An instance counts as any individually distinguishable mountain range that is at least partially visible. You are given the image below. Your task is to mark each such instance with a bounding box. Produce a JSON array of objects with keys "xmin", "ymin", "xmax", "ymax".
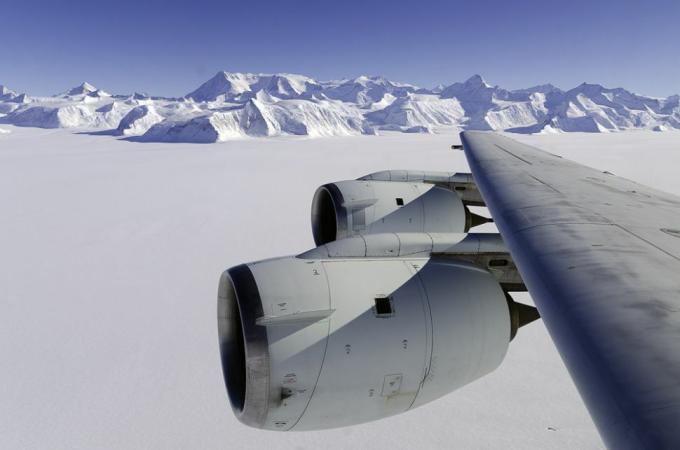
[{"xmin": 1, "ymin": 72, "xmax": 678, "ymax": 142}]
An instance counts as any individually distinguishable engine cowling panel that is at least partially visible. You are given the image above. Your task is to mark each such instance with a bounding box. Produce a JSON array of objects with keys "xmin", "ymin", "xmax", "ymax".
[
  {"xmin": 311, "ymin": 180, "xmax": 468, "ymax": 245},
  {"xmin": 218, "ymin": 255, "xmax": 511, "ymax": 431}
]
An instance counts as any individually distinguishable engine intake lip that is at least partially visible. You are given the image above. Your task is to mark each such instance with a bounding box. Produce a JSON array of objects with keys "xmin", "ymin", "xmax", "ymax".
[
  {"xmin": 217, "ymin": 264, "xmax": 270, "ymax": 428},
  {"xmin": 311, "ymin": 183, "xmax": 348, "ymax": 246}
]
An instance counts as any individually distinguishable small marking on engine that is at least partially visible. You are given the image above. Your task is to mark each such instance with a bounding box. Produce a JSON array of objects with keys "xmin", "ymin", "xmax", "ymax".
[
  {"xmin": 381, "ymin": 374, "xmax": 403, "ymax": 396},
  {"xmin": 283, "ymin": 373, "xmax": 297, "ymax": 385}
]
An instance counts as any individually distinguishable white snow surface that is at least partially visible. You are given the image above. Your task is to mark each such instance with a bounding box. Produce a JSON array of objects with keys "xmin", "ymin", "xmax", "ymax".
[
  {"xmin": 5, "ymin": 127, "xmax": 679, "ymax": 449},
  {"xmin": 2, "ymin": 74, "xmax": 680, "ymax": 143}
]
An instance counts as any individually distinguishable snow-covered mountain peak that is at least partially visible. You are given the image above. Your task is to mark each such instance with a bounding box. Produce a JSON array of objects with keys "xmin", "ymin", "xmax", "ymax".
[
  {"xmin": 3, "ymin": 72, "xmax": 680, "ymax": 141},
  {"xmin": 462, "ymin": 74, "xmax": 491, "ymax": 88},
  {"xmin": 186, "ymin": 71, "xmax": 321, "ymax": 102},
  {"xmin": 7, "ymin": 93, "xmax": 30, "ymax": 104},
  {"xmin": 322, "ymin": 75, "xmax": 417, "ymax": 105},
  {"xmin": 350, "ymin": 75, "xmax": 410, "ymax": 87},
  {"xmin": 186, "ymin": 71, "xmax": 252, "ymax": 101},
  {"xmin": 65, "ymin": 82, "xmax": 97, "ymax": 96},
  {"xmin": 0, "ymin": 85, "xmax": 19, "ymax": 103},
  {"xmin": 353, "ymin": 75, "xmax": 376, "ymax": 83},
  {"xmin": 439, "ymin": 75, "xmax": 500, "ymax": 101},
  {"xmin": 438, "ymin": 75, "xmax": 508, "ymax": 117},
  {"xmin": 568, "ymin": 82, "xmax": 645, "ymax": 100},
  {"xmin": 563, "ymin": 82, "xmax": 664, "ymax": 112},
  {"xmin": 571, "ymin": 82, "xmax": 611, "ymax": 96},
  {"xmin": 220, "ymin": 71, "xmax": 245, "ymax": 80},
  {"xmin": 1, "ymin": 85, "xmax": 16, "ymax": 96}
]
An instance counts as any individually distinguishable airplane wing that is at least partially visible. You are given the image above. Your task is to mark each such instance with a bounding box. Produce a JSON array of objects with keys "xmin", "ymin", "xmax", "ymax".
[{"xmin": 460, "ymin": 131, "xmax": 680, "ymax": 449}]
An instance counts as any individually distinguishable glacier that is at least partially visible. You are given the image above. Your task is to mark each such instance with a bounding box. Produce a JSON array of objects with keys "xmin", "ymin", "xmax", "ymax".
[{"xmin": 1, "ymin": 72, "xmax": 679, "ymax": 143}]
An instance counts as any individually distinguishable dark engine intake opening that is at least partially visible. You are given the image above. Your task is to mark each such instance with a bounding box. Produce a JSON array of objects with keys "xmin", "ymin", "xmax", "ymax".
[
  {"xmin": 217, "ymin": 272, "xmax": 247, "ymax": 413},
  {"xmin": 311, "ymin": 186, "xmax": 339, "ymax": 246}
]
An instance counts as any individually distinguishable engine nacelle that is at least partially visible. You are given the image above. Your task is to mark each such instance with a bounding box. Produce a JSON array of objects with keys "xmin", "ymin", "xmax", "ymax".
[
  {"xmin": 358, "ymin": 170, "xmax": 485, "ymax": 206},
  {"xmin": 218, "ymin": 254, "xmax": 511, "ymax": 431},
  {"xmin": 311, "ymin": 180, "xmax": 469, "ymax": 246}
]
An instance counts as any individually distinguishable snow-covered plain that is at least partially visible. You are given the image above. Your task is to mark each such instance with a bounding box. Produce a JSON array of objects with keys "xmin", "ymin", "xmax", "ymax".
[{"xmin": 3, "ymin": 127, "xmax": 680, "ymax": 449}]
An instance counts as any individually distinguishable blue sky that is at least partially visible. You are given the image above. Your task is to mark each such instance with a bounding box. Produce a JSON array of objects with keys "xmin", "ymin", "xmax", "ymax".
[{"xmin": 3, "ymin": 0, "xmax": 679, "ymax": 97}]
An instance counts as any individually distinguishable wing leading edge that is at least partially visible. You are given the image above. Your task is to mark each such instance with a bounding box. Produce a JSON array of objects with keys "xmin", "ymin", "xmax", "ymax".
[{"xmin": 461, "ymin": 131, "xmax": 680, "ymax": 449}]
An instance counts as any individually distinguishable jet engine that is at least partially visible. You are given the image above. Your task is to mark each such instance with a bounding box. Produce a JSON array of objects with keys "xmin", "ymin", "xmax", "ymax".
[
  {"xmin": 218, "ymin": 251, "xmax": 512, "ymax": 431},
  {"xmin": 311, "ymin": 180, "xmax": 471, "ymax": 245},
  {"xmin": 219, "ymin": 169, "xmax": 537, "ymax": 432}
]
